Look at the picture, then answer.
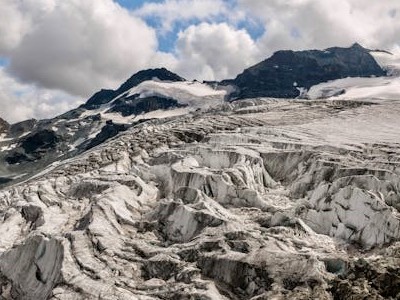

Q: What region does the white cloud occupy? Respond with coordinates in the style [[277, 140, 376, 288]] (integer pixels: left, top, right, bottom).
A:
[[238, 0, 400, 54], [6, 0, 164, 98], [0, 0, 26, 55], [174, 23, 261, 80], [0, 67, 82, 123], [135, 0, 242, 32], [0, 0, 56, 55]]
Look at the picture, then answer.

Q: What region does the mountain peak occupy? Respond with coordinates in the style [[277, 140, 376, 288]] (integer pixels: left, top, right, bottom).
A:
[[82, 68, 185, 110], [116, 68, 185, 95], [350, 42, 366, 50], [230, 43, 385, 99]]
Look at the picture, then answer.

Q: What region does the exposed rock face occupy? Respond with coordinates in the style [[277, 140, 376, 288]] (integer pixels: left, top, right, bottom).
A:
[[82, 89, 116, 110], [107, 95, 187, 117], [82, 68, 185, 110], [0, 46, 389, 188], [5, 129, 61, 164], [0, 68, 223, 187], [116, 68, 185, 96], [84, 120, 130, 150], [0, 97, 400, 299], [9, 119, 37, 138], [229, 43, 386, 99], [0, 118, 9, 134]]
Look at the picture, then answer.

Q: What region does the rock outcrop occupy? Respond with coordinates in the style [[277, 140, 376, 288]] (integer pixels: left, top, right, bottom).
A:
[[0, 118, 9, 135], [82, 68, 185, 110], [228, 43, 386, 99], [0, 68, 225, 187]]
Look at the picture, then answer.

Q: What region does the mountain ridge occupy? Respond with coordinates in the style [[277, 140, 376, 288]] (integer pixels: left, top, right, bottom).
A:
[[226, 43, 386, 99], [0, 43, 393, 188], [1, 43, 400, 299], [82, 67, 185, 110]]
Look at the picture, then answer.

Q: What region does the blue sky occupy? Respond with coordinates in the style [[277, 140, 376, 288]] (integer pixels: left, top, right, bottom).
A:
[[118, 0, 206, 52], [116, 0, 163, 10], [115, 0, 264, 53], [0, 58, 8, 67]]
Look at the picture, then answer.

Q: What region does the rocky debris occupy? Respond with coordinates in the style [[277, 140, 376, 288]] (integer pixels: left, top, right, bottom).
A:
[[107, 95, 187, 117], [0, 118, 9, 134], [227, 43, 386, 99], [0, 98, 399, 299], [0, 68, 220, 188], [8, 119, 37, 138], [84, 120, 130, 150], [21, 205, 45, 229], [330, 254, 400, 299], [5, 129, 61, 164]]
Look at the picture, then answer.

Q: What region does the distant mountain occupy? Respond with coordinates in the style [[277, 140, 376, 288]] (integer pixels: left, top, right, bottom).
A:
[[83, 68, 185, 110], [0, 44, 393, 187], [0, 68, 226, 186], [227, 43, 386, 99], [2, 43, 400, 300]]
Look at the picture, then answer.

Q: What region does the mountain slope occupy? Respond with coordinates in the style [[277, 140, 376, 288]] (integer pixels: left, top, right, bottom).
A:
[[306, 76, 400, 100], [82, 68, 186, 110], [0, 44, 394, 189], [228, 43, 386, 99], [0, 118, 9, 135], [0, 68, 227, 187], [0, 44, 400, 299], [1, 97, 400, 299], [306, 49, 400, 100]]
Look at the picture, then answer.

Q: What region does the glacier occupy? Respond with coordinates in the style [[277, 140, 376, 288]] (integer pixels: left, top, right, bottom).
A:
[[1, 44, 400, 299], [1, 96, 400, 299]]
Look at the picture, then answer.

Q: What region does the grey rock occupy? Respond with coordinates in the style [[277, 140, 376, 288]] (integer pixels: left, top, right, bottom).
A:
[[0, 235, 63, 300]]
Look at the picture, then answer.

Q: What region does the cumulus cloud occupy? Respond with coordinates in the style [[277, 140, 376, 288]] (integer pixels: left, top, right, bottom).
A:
[[238, 0, 400, 54], [0, 67, 82, 123], [174, 23, 261, 80], [135, 0, 242, 32], [7, 0, 164, 97], [0, 0, 56, 55]]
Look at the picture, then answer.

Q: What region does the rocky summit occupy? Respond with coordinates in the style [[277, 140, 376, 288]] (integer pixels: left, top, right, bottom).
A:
[[227, 43, 386, 99], [1, 44, 400, 300]]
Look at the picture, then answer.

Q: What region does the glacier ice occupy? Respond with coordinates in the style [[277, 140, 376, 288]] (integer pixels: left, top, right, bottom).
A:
[[0, 98, 400, 299]]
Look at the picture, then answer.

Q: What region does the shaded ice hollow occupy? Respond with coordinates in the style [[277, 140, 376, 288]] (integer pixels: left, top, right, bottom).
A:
[[1, 97, 400, 299]]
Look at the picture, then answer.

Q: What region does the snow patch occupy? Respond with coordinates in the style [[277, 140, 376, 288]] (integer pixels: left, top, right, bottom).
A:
[[306, 76, 400, 100], [124, 80, 226, 108], [371, 50, 400, 76]]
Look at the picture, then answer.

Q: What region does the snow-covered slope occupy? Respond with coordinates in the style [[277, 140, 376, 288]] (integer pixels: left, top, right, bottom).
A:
[[1, 97, 400, 299], [124, 80, 227, 107], [0, 71, 228, 188], [81, 79, 227, 124], [371, 49, 400, 76], [1, 46, 400, 299], [306, 76, 400, 100], [305, 49, 400, 101]]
